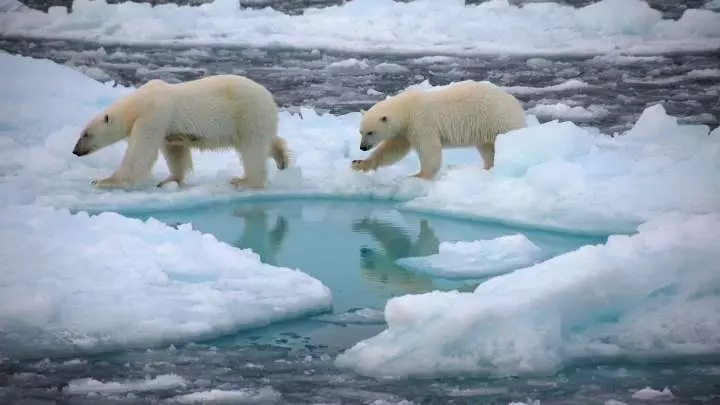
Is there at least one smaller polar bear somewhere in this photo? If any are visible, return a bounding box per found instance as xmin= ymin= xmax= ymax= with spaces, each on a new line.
xmin=352 ymin=80 xmax=526 ymax=180
xmin=72 ymin=75 xmax=289 ymax=190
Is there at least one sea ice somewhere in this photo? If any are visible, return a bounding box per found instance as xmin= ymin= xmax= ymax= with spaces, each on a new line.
xmin=167 ymin=387 xmax=282 ymax=404
xmin=528 ymin=103 xmax=609 ymax=122
xmin=396 ymin=234 xmax=544 ymax=279
xmin=335 ymin=213 xmax=720 ymax=378
xmin=0 ymin=0 xmax=718 ymax=56
xmin=64 ymin=373 xmax=187 ymax=395
xmin=2 ymin=50 xmax=720 ymax=374
xmin=631 ymin=386 xmax=674 ymax=400
xmin=0 ymin=205 xmax=332 ymax=358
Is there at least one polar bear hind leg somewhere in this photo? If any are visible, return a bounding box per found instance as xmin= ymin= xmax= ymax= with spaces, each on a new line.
xmin=270 ymin=136 xmax=290 ymax=170
xmin=477 ymin=142 xmax=495 ymax=170
xmin=231 ymin=138 xmax=271 ymax=189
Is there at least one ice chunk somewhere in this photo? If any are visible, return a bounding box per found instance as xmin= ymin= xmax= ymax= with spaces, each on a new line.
xmin=631 ymin=386 xmax=674 ymax=401
xmin=335 ymin=213 xmax=720 ymax=378
xmin=528 ymin=103 xmax=609 ymax=122
xmin=0 ymin=205 xmax=332 ymax=359
xmin=167 ymin=387 xmax=282 ymax=404
xmin=64 ymin=374 xmax=186 ymax=395
xmin=396 ymin=234 xmax=544 ymax=279
xmin=686 ymin=68 xmax=720 ymax=79
xmin=0 ymin=0 xmax=718 ymax=55
xmin=374 ymin=63 xmax=410 ymax=74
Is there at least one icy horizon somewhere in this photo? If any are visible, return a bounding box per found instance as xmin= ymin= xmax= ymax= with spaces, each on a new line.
xmin=1 ymin=0 xmax=720 ymax=56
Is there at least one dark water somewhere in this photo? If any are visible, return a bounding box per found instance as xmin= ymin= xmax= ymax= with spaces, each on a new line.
xmin=3 ymin=199 xmax=720 ymax=405
xmin=2 ymin=37 xmax=719 ymax=135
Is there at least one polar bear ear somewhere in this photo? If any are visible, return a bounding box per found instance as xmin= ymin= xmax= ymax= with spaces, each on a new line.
xmin=380 ymin=116 xmax=388 ymax=122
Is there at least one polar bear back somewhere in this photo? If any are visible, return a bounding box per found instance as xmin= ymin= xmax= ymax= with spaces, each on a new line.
xmin=408 ymin=81 xmax=526 ymax=146
xmin=142 ymin=75 xmax=278 ymax=150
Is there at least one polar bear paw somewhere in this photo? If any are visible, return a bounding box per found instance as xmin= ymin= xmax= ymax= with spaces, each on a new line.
xmin=91 ymin=177 xmax=130 ymax=189
xmin=351 ymin=159 xmax=375 ymax=172
xmin=230 ymin=176 xmax=266 ymax=190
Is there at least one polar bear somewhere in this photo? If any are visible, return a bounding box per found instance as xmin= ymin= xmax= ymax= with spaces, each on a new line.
xmin=351 ymin=80 xmax=526 ymax=180
xmin=72 ymin=75 xmax=289 ymax=190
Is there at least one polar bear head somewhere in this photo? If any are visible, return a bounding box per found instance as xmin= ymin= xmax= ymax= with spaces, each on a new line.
xmin=357 ymin=91 xmax=417 ymax=151
xmin=72 ymin=104 xmax=132 ymax=157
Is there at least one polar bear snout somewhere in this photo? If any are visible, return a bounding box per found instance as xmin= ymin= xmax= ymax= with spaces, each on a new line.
xmin=359 ymin=142 xmax=372 ymax=151
xmin=72 ymin=134 xmax=91 ymax=157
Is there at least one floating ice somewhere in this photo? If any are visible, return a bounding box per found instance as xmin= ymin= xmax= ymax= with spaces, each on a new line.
xmin=396 ymin=234 xmax=544 ymax=279
xmin=0 ymin=204 xmax=332 ymax=358
xmin=335 ymin=213 xmax=720 ymax=378
xmin=0 ymin=0 xmax=719 ymax=56
xmin=167 ymin=387 xmax=282 ymax=404
xmin=528 ymin=103 xmax=609 ymax=122
xmin=687 ymin=68 xmax=720 ymax=79
xmin=63 ymin=374 xmax=187 ymax=395
xmin=631 ymin=386 xmax=674 ymax=401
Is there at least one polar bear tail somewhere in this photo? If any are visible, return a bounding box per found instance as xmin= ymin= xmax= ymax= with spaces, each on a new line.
xmin=271 ymin=136 xmax=291 ymax=170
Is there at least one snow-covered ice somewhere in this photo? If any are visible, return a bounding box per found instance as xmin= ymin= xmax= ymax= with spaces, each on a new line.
xmin=1 ymin=0 xmax=719 ymax=56
xmin=336 ymin=213 xmax=720 ymax=378
xmin=396 ymin=234 xmax=544 ymax=279
xmin=0 ymin=205 xmax=332 ymax=358
xmin=1 ymin=49 xmax=719 ymax=375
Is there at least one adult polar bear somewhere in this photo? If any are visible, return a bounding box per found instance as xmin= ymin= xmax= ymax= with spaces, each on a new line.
xmin=72 ymin=75 xmax=289 ymax=190
xmin=352 ymin=80 xmax=526 ymax=179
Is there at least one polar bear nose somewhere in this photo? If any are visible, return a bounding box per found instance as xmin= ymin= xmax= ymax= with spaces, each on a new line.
xmin=359 ymin=143 xmax=371 ymax=151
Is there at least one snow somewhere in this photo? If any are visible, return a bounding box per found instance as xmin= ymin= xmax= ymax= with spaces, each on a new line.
xmin=0 ymin=0 xmax=719 ymax=56
xmin=396 ymin=234 xmax=544 ymax=279
xmin=1 ymin=50 xmax=720 ymax=376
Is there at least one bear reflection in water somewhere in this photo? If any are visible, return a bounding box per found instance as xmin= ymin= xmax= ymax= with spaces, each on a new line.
xmin=352 ymin=218 xmax=477 ymax=295
xmin=232 ymin=206 xmax=288 ymax=266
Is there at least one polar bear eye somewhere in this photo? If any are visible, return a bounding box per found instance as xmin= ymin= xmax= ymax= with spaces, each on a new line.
xmin=380 ymin=116 xmax=387 ymax=122
xmin=103 ymin=114 xmax=109 ymax=124
xmin=367 ymin=131 xmax=374 ymax=136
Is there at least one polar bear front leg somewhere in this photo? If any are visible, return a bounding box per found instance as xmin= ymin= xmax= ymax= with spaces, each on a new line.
xmin=412 ymin=139 xmax=442 ymax=180
xmin=92 ymin=116 xmax=164 ymax=189
xmin=157 ymin=143 xmax=193 ymax=188
xmin=351 ymin=136 xmax=411 ymax=172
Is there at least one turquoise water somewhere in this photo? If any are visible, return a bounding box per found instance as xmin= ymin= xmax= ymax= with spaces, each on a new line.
xmin=126 ymin=199 xmax=606 ymax=354
xmin=134 ymin=199 xmax=605 ymax=317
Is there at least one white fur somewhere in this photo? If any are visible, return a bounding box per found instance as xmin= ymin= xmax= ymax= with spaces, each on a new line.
xmin=352 ymin=80 xmax=526 ymax=179
xmin=73 ymin=75 xmax=290 ymax=190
